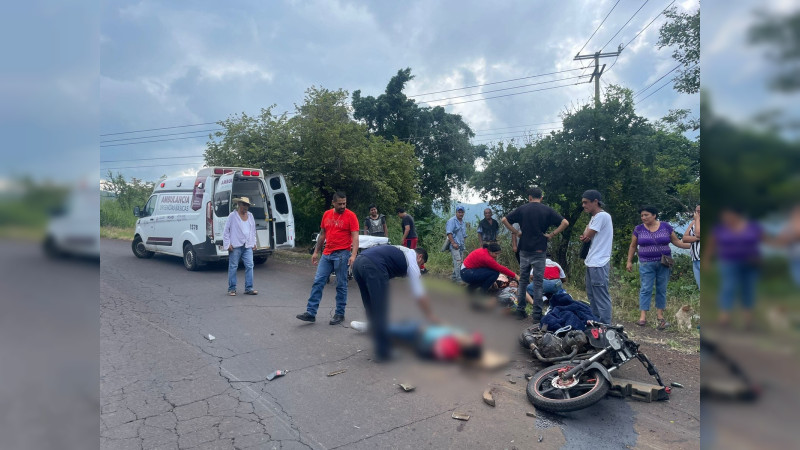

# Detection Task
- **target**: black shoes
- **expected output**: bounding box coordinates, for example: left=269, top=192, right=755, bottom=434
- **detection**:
left=329, top=314, right=345, bottom=325
left=296, top=312, right=316, bottom=322
left=513, top=309, right=529, bottom=320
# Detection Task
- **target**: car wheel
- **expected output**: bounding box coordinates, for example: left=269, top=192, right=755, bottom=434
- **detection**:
left=132, top=236, right=154, bottom=258
left=183, top=243, right=200, bottom=271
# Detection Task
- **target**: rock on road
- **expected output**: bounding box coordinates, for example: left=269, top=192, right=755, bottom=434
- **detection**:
left=100, top=238, right=700, bottom=449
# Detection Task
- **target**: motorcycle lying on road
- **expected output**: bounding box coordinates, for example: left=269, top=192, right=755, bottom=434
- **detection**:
left=525, top=320, right=669, bottom=412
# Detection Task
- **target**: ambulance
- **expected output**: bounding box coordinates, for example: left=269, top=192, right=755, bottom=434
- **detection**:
left=132, top=167, right=294, bottom=270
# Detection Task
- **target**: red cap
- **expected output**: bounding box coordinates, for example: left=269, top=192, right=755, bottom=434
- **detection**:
left=434, top=336, right=461, bottom=360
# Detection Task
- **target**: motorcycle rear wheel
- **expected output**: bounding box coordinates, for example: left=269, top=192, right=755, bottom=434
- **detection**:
left=527, top=364, right=609, bottom=412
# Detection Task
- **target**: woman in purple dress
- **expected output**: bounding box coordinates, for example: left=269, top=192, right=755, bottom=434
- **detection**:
left=626, top=206, right=691, bottom=330
left=708, top=208, right=763, bottom=328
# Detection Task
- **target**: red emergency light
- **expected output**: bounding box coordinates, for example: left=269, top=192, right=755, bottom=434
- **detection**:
left=213, top=168, right=235, bottom=175
left=160, top=182, right=165, bottom=188
left=241, top=170, right=260, bottom=177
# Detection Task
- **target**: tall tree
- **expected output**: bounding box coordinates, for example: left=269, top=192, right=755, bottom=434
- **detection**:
left=353, top=68, right=483, bottom=211
left=749, top=10, right=800, bottom=93
left=472, top=86, right=699, bottom=271
left=657, top=5, right=700, bottom=94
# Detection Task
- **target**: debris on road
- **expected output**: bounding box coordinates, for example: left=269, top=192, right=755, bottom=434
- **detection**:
left=671, top=382, right=684, bottom=388
left=508, top=377, right=516, bottom=384
left=526, top=411, right=536, bottom=418
left=451, top=412, right=470, bottom=421
left=524, top=373, right=532, bottom=381
left=482, top=388, right=495, bottom=407
left=399, top=383, right=415, bottom=392
left=266, top=369, right=287, bottom=381
left=538, top=435, right=543, bottom=442
left=204, top=334, right=215, bottom=342
left=327, top=369, right=347, bottom=377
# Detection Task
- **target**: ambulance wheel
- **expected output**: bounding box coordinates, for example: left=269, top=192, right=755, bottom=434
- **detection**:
left=183, top=243, right=200, bottom=271
left=254, top=255, right=268, bottom=265
left=132, top=236, right=154, bottom=259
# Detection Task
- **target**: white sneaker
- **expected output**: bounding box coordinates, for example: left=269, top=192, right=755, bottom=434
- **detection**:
left=350, top=321, right=369, bottom=332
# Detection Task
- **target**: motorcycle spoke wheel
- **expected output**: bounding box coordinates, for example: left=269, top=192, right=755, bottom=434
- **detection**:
left=527, top=364, right=610, bottom=413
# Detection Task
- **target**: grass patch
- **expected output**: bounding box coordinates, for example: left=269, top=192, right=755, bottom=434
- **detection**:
left=101, top=226, right=134, bottom=240
left=0, top=226, right=45, bottom=241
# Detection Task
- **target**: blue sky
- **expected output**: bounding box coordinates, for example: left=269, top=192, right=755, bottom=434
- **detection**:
left=94, top=0, right=702, bottom=198
left=13, top=0, right=776, bottom=200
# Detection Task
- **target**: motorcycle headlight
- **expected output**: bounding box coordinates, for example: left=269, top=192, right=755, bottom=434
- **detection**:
left=606, top=329, right=623, bottom=350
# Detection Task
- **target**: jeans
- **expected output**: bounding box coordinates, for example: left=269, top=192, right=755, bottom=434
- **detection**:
left=585, top=263, right=612, bottom=324
left=517, top=250, right=546, bottom=319
left=528, top=279, right=562, bottom=296
left=692, top=260, right=701, bottom=290
left=639, top=261, right=670, bottom=311
left=460, top=267, right=500, bottom=293
left=450, top=246, right=464, bottom=281
left=228, top=246, right=254, bottom=292
left=352, top=255, right=391, bottom=360
left=387, top=320, right=422, bottom=343
left=305, top=250, right=351, bottom=316
left=790, top=259, right=800, bottom=287
left=718, top=261, right=759, bottom=311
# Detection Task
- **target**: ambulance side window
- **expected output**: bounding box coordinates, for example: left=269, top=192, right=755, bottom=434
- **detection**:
left=143, top=195, right=157, bottom=217
left=214, top=192, right=231, bottom=217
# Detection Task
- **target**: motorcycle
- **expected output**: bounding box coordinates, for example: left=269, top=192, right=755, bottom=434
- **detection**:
left=526, top=320, right=669, bottom=413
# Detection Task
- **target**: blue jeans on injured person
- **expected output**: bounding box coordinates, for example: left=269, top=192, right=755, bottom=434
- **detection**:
left=228, top=246, right=254, bottom=293
left=639, top=261, right=670, bottom=311
left=306, top=250, right=351, bottom=316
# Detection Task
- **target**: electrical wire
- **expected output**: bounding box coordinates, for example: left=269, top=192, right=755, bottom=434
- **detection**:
left=600, top=0, right=650, bottom=51
left=576, top=0, right=622, bottom=56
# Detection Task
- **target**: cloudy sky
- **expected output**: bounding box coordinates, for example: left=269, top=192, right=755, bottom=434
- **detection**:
left=94, top=0, right=702, bottom=194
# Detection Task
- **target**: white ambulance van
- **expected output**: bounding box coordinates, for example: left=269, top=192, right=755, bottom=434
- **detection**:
left=132, top=167, right=294, bottom=270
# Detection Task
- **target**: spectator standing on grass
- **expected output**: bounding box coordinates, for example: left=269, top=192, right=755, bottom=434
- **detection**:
left=626, top=205, right=691, bottom=330
left=705, top=207, right=762, bottom=329
left=296, top=191, right=359, bottom=326
left=502, top=187, right=569, bottom=322
left=396, top=208, right=418, bottom=248
left=446, top=206, right=468, bottom=283
left=477, top=208, right=500, bottom=248
left=363, top=205, right=387, bottom=237
left=578, top=190, right=613, bottom=324
left=682, top=204, right=702, bottom=289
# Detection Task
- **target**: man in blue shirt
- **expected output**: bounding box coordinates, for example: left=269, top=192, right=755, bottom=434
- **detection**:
left=446, top=206, right=468, bottom=283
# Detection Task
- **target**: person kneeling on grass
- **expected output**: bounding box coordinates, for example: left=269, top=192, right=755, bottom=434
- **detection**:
left=350, top=320, right=483, bottom=362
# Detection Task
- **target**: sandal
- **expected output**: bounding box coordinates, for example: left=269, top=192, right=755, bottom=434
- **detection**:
left=636, top=320, right=646, bottom=327
left=228, top=291, right=236, bottom=296
left=244, top=290, right=258, bottom=295
left=657, top=318, right=669, bottom=330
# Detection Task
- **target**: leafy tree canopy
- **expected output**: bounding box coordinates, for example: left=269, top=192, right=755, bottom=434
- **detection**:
left=657, top=5, right=700, bottom=94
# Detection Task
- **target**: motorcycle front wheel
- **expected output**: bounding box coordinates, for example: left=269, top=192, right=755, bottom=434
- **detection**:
left=527, top=364, right=609, bottom=413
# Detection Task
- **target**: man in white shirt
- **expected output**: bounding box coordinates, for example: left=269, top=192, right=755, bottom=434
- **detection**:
left=222, top=197, right=258, bottom=296
left=578, top=190, right=613, bottom=323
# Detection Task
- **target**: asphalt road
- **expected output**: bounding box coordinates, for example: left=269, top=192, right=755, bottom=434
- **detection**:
left=100, top=238, right=700, bottom=449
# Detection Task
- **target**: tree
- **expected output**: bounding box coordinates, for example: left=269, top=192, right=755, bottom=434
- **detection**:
left=353, top=68, right=483, bottom=211
left=657, top=5, right=700, bottom=94
left=103, top=171, right=153, bottom=211
left=472, top=86, right=699, bottom=272
left=749, top=10, right=800, bottom=92
left=204, top=87, right=418, bottom=238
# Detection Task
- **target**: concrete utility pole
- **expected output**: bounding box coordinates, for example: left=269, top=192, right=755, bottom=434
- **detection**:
left=574, top=46, right=622, bottom=108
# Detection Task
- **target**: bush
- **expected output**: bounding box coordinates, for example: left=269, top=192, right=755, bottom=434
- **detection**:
left=100, top=198, right=137, bottom=228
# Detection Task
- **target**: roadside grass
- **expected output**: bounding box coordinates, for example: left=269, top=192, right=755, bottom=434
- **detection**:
left=101, top=226, right=134, bottom=240
left=0, top=226, right=45, bottom=241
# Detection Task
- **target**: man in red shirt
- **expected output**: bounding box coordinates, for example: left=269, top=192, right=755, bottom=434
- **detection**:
left=296, top=191, right=360, bottom=325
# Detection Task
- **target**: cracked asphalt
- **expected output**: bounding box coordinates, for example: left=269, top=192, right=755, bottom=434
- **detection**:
left=101, top=239, right=700, bottom=449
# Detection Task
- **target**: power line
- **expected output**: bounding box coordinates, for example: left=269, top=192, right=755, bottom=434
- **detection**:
left=473, top=121, right=561, bottom=132
left=600, top=0, right=650, bottom=51
left=102, top=162, right=207, bottom=171
left=101, top=155, right=204, bottom=163
left=100, top=134, right=214, bottom=148
left=634, top=63, right=681, bottom=98
left=635, top=64, right=698, bottom=105
left=415, top=74, right=588, bottom=103
left=576, top=0, right=622, bottom=56
left=621, top=0, right=676, bottom=51
left=407, top=67, right=586, bottom=97
left=422, top=80, right=592, bottom=107
left=100, top=122, right=219, bottom=137
left=100, top=128, right=223, bottom=144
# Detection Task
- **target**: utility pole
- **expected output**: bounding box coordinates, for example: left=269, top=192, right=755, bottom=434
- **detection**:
left=574, top=46, right=622, bottom=108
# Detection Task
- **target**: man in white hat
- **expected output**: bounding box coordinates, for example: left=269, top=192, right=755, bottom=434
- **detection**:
left=223, top=196, right=258, bottom=296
